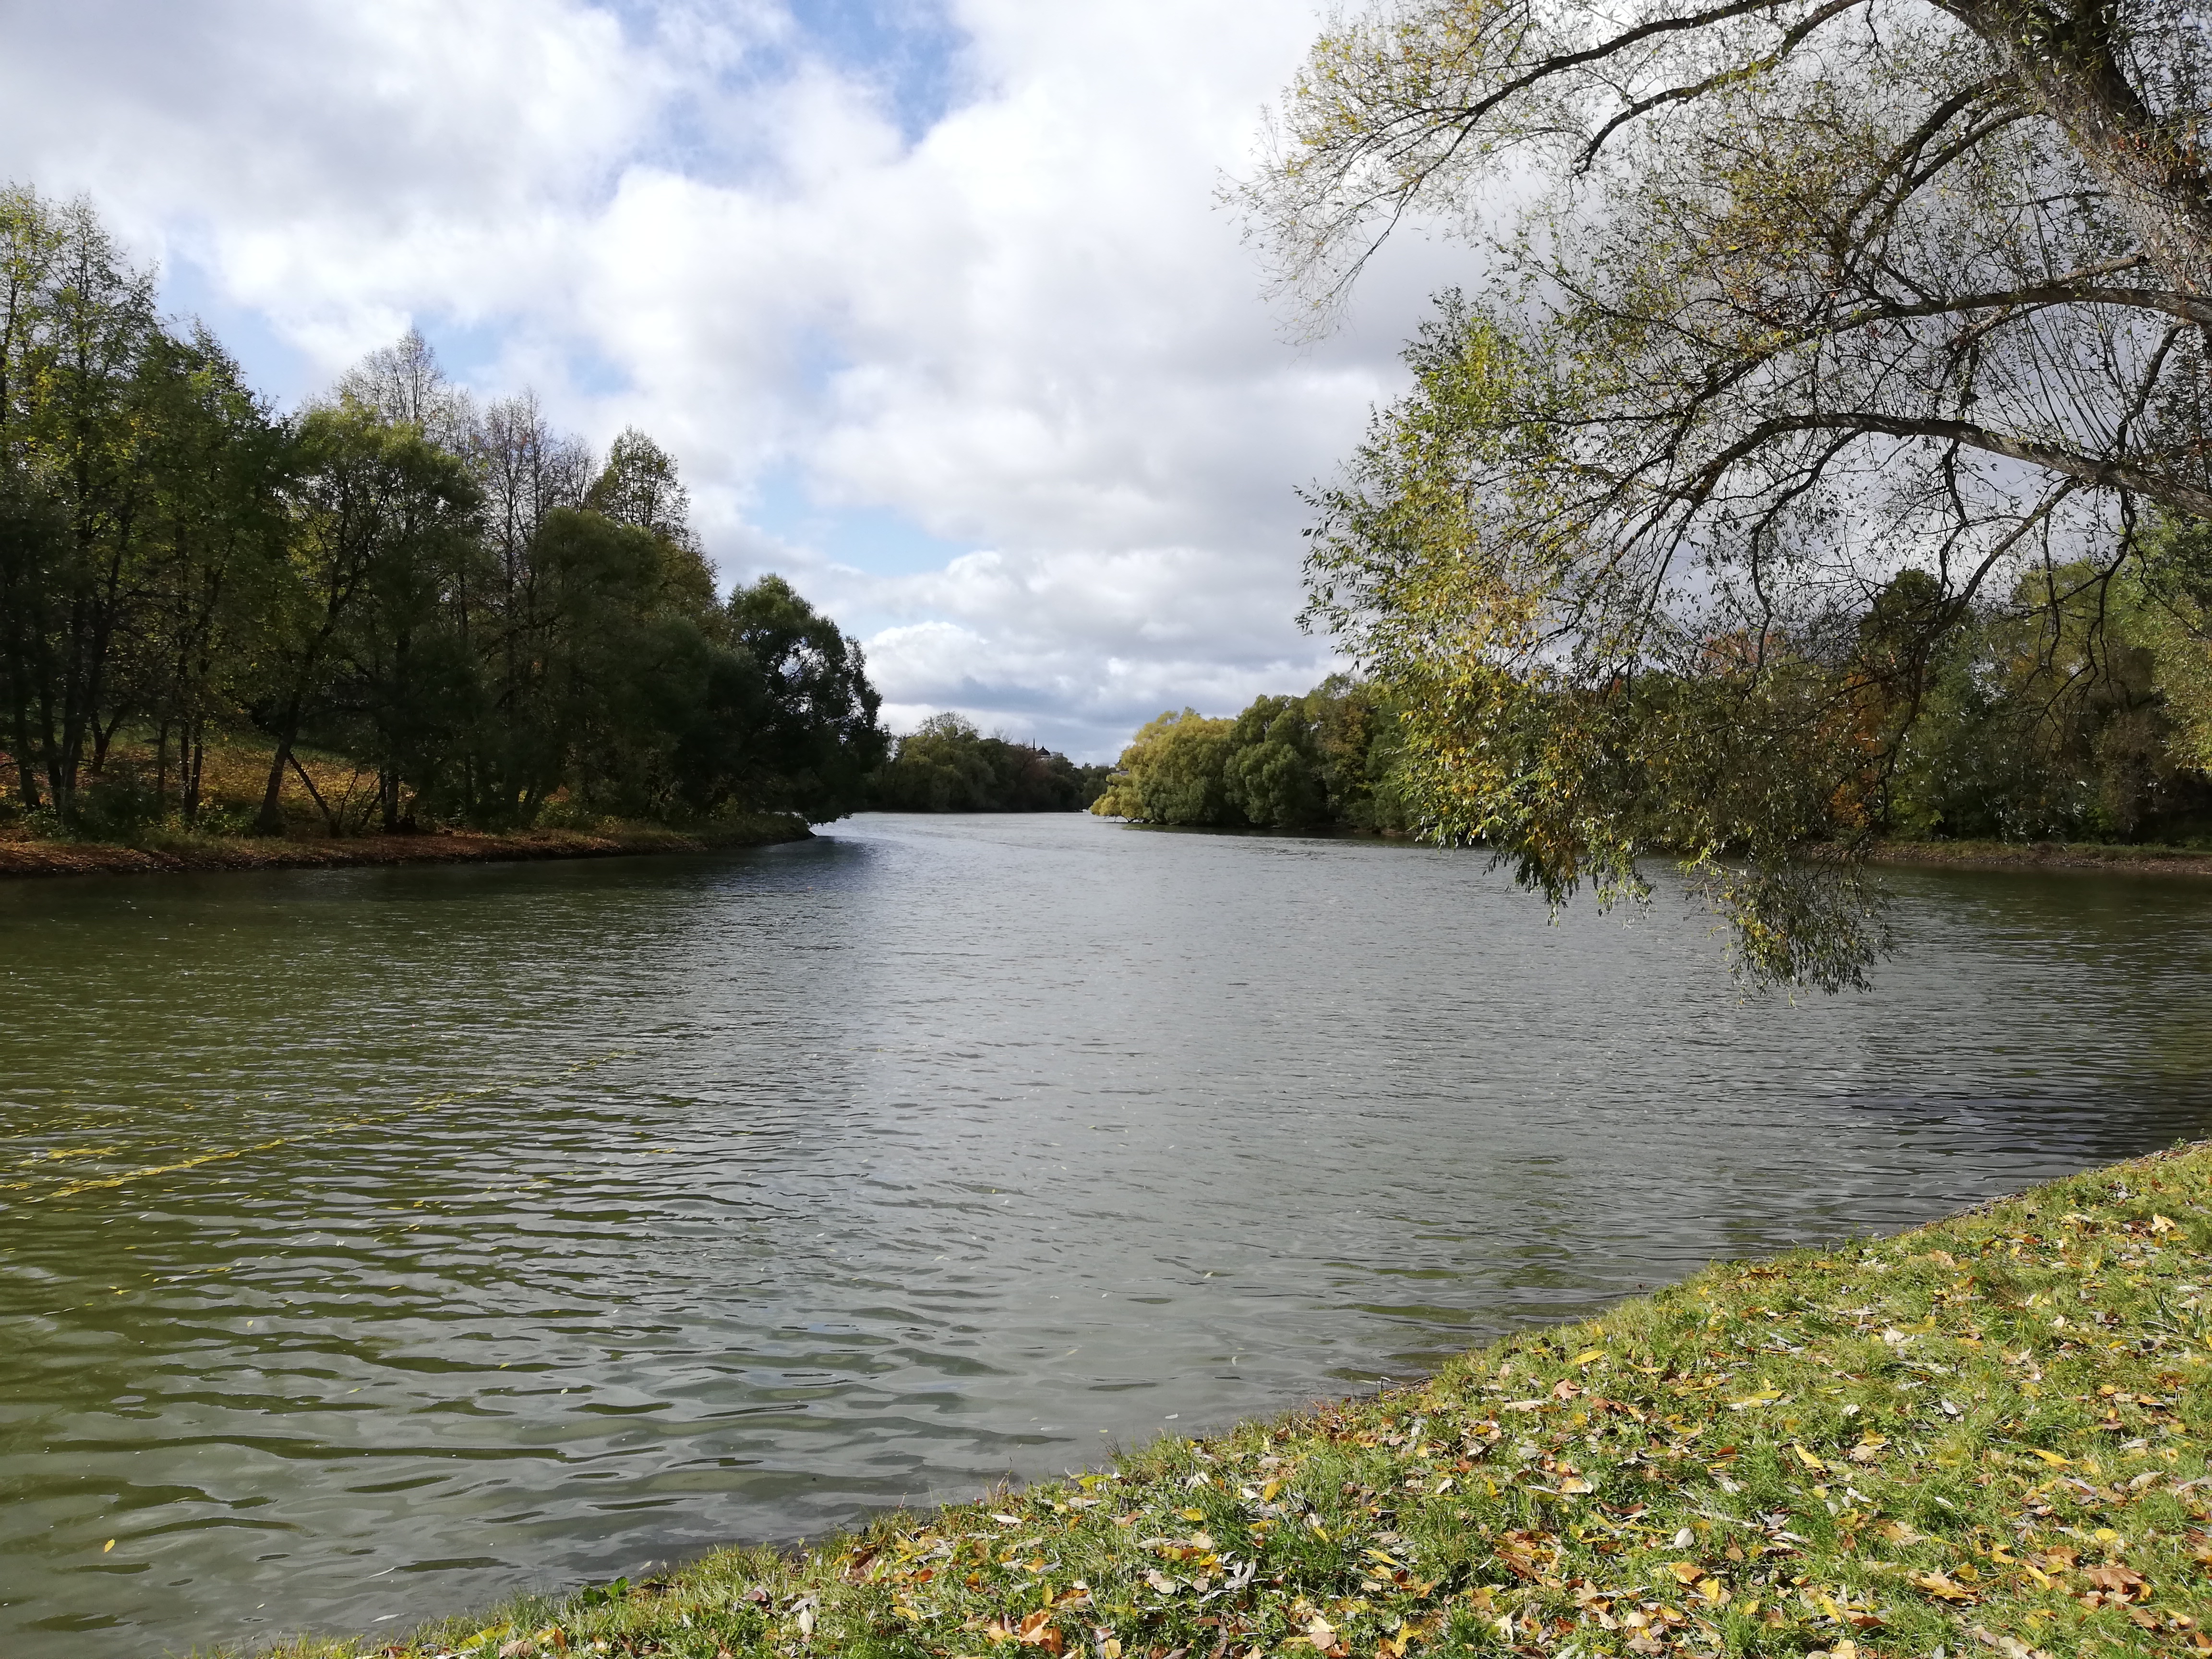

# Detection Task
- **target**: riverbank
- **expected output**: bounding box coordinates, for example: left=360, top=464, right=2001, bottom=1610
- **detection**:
left=1870, top=839, right=2212, bottom=877
left=0, top=814, right=810, bottom=880
left=240, top=1144, right=2211, bottom=1659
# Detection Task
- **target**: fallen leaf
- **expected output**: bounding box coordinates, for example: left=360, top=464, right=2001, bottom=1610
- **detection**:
left=2085, top=1563, right=2150, bottom=1600
left=1909, top=1571, right=1980, bottom=1604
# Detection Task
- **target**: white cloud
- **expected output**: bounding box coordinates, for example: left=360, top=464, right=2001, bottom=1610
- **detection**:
left=0, top=0, right=1459, bottom=758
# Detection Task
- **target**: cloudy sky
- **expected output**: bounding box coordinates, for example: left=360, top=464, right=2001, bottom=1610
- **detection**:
left=0, top=0, right=1458, bottom=758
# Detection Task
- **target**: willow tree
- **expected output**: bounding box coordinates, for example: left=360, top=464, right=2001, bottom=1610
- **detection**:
left=1243, top=0, right=2212, bottom=986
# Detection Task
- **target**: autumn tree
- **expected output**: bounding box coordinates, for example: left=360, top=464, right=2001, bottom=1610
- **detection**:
left=1245, top=0, right=2212, bottom=985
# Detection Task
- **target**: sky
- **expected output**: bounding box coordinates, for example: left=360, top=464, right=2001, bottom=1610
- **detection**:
left=0, top=0, right=1460, bottom=759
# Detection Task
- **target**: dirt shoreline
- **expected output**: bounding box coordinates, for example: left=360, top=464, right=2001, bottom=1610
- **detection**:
left=1864, top=837, right=2212, bottom=876
left=0, top=818, right=812, bottom=880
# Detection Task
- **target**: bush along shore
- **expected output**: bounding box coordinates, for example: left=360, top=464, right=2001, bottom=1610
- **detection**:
left=239, top=1145, right=2212, bottom=1659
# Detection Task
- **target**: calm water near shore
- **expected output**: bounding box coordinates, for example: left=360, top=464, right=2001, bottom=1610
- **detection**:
left=2, top=814, right=2208, bottom=1654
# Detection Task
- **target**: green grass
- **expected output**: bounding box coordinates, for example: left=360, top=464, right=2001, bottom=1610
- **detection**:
left=239, top=1146, right=2212, bottom=1659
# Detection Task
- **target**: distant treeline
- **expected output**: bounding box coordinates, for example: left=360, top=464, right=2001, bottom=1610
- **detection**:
left=1857, top=560, right=2212, bottom=844
left=1091, top=677, right=1411, bottom=832
left=1093, top=557, right=2212, bottom=845
left=868, top=714, right=1110, bottom=812
left=0, top=186, right=884, bottom=837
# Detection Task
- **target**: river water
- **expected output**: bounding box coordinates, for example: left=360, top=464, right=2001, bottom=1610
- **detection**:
left=1, top=814, right=2208, bottom=1653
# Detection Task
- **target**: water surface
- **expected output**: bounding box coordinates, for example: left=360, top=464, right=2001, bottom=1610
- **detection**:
left=1, top=815, right=2207, bottom=1653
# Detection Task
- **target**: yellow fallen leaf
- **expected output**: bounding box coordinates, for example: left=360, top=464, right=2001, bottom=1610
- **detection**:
left=1727, top=1389, right=1785, bottom=1410
left=2026, top=1448, right=2069, bottom=1467
left=102, top=1539, right=115, bottom=1553
left=1791, top=1443, right=1827, bottom=1471
left=2151, top=1214, right=2176, bottom=1234
left=1574, top=1348, right=1605, bottom=1366
left=1669, top=1561, right=1702, bottom=1585
left=1909, top=1571, right=1978, bottom=1603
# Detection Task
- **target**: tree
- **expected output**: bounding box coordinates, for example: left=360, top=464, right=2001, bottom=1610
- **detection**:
left=0, top=194, right=891, bottom=844
left=335, top=326, right=476, bottom=453
left=1246, top=0, right=2212, bottom=985
left=0, top=187, right=161, bottom=817
left=1224, top=695, right=1328, bottom=829
left=589, top=428, right=697, bottom=551
left=467, top=390, right=595, bottom=818
left=252, top=406, right=480, bottom=833
left=687, top=575, right=886, bottom=821
left=871, top=713, right=1108, bottom=811
left=120, top=327, right=291, bottom=825
left=521, top=504, right=718, bottom=819
left=1091, top=709, right=1239, bottom=824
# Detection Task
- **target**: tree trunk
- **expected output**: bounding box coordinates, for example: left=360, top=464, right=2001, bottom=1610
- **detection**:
left=255, top=694, right=302, bottom=835
left=289, top=750, right=340, bottom=836
left=183, top=725, right=204, bottom=826
left=1948, top=0, right=2212, bottom=298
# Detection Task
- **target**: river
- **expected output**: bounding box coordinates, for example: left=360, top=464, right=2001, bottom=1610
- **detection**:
left=1, top=814, right=2207, bottom=1653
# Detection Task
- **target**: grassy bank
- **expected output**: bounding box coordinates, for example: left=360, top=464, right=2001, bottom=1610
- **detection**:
left=239, top=1146, right=2212, bottom=1659
left=0, top=734, right=811, bottom=878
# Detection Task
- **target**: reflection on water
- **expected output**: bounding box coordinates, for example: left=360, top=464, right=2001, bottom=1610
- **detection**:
left=0, top=815, right=2207, bottom=1653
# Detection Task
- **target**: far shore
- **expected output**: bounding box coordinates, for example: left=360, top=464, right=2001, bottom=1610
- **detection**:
left=9, top=818, right=2212, bottom=883
left=0, top=815, right=811, bottom=881
left=1865, top=837, right=2212, bottom=876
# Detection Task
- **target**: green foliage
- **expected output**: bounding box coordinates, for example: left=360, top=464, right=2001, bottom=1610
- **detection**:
left=1248, top=0, right=2212, bottom=986
left=708, top=575, right=887, bottom=820
left=1304, top=296, right=2212, bottom=986
left=870, top=712, right=1107, bottom=811
left=1868, top=555, right=2212, bottom=845
left=1092, top=678, right=1413, bottom=832
left=0, top=186, right=886, bottom=838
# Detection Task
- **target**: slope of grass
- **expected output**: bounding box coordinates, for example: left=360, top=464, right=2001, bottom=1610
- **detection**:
left=230, top=1145, right=2212, bottom=1659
